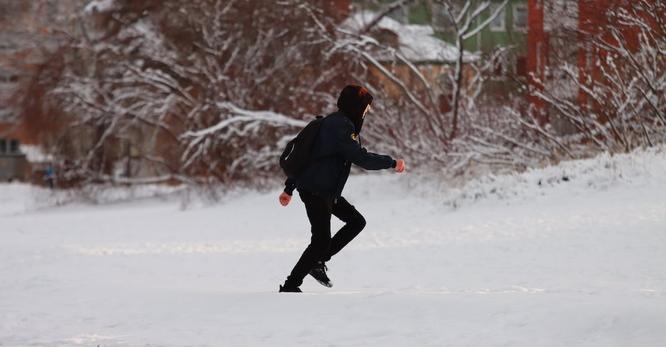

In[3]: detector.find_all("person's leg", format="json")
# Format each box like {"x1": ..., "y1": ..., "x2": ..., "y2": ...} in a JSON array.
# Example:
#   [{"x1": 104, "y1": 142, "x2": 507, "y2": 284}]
[
  {"x1": 284, "y1": 190, "x2": 333, "y2": 288},
  {"x1": 324, "y1": 196, "x2": 366, "y2": 262}
]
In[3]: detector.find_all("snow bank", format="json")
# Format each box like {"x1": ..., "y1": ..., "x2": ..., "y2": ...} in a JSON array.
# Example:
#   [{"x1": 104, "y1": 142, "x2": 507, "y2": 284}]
[
  {"x1": 0, "y1": 183, "x2": 183, "y2": 216},
  {"x1": 436, "y1": 145, "x2": 666, "y2": 209},
  {"x1": 2, "y1": 146, "x2": 664, "y2": 215},
  {"x1": 0, "y1": 183, "x2": 36, "y2": 216}
]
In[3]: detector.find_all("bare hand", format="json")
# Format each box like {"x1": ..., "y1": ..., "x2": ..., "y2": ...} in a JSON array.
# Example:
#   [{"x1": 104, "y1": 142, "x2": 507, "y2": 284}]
[
  {"x1": 279, "y1": 192, "x2": 291, "y2": 206},
  {"x1": 395, "y1": 159, "x2": 406, "y2": 173}
]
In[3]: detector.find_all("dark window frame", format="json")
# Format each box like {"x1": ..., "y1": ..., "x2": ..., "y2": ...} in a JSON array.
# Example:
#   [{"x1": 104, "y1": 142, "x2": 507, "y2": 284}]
[
  {"x1": 513, "y1": 4, "x2": 528, "y2": 31},
  {"x1": 9, "y1": 139, "x2": 19, "y2": 154}
]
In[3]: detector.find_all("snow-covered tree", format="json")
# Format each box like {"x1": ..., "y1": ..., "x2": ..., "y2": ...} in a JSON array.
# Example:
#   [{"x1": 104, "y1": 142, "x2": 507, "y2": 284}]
[
  {"x1": 20, "y1": 0, "x2": 360, "y2": 186},
  {"x1": 333, "y1": 0, "x2": 515, "y2": 172},
  {"x1": 523, "y1": 0, "x2": 665, "y2": 156}
]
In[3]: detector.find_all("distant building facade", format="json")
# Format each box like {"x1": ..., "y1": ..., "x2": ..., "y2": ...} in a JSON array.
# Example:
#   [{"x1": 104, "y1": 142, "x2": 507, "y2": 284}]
[
  {"x1": 0, "y1": 127, "x2": 27, "y2": 181},
  {"x1": 527, "y1": 0, "x2": 660, "y2": 127},
  {"x1": 0, "y1": 0, "x2": 85, "y2": 182}
]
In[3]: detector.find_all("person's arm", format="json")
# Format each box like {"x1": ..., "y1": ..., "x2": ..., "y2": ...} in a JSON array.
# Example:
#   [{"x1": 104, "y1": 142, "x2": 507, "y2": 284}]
[
  {"x1": 283, "y1": 176, "x2": 297, "y2": 196},
  {"x1": 279, "y1": 177, "x2": 296, "y2": 206},
  {"x1": 336, "y1": 120, "x2": 395, "y2": 170}
]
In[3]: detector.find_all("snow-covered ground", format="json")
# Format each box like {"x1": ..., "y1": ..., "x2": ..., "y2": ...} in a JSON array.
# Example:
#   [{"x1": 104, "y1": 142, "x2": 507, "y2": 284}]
[{"x1": 1, "y1": 147, "x2": 666, "y2": 346}]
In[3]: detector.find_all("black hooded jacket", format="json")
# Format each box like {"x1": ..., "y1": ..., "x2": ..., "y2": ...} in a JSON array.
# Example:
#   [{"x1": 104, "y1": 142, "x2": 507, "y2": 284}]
[
  {"x1": 283, "y1": 110, "x2": 395, "y2": 199},
  {"x1": 283, "y1": 85, "x2": 396, "y2": 198}
]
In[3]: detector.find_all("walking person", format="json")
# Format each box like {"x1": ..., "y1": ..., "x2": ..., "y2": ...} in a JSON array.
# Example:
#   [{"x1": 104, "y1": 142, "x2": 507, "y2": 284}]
[
  {"x1": 278, "y1": 85, "x2": 406, "y2": 293},
  {"x1": 44, "y1": 163, "x2": 55, "y2": 189}
]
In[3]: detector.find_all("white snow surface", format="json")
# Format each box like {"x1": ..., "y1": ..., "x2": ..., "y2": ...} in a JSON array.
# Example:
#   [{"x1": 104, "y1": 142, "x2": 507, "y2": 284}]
[
  {"x1": 1, "y1": 147, "x2": 666, "y2": 346},
  {"x1": 18, "y1": 144, "x2": 54, "y2": 163}
]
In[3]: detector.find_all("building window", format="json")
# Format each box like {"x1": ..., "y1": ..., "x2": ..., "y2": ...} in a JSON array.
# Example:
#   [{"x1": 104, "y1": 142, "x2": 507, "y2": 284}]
[
  {"x1": 0, "y1": 74, "x2": 18, "y2": 83},
  {"x1": 0, "y1": 139, "x2": 6, "y2": 154},
  {"x1": 0, "y1": 41, "x2": 18, "y2": 51},
  {"x1": 9, "y1": 140, "x2": 19, "y2": 154},
  {"x1": 513, "y1": 4, "x2": 528, "y2": 31},
  {"x1": 489, "y1": 4, "x2": 506, "y2": 32}
]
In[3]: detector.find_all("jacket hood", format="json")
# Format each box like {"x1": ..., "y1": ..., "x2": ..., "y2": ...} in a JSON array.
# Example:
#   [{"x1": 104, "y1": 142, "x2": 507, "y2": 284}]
[{"x1": 337, "y1": 85, "x2": 373, "y2": 133}]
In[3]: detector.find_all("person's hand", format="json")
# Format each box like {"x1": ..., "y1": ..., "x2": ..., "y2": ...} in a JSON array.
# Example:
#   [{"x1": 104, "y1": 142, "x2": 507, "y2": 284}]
[
  {"x1": 395, "y1": 159, "x2": 405, "y2": 173},
  {"x1": 279, "y1": 192, "x2": 292, "y2": 206}
]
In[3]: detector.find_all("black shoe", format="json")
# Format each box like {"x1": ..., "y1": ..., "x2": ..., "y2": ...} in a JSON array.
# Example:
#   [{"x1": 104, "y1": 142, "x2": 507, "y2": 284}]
[
  {"x1": 279, "y1": 284, "x2": 302, "y2": 293},
  {"x1": 309, "y1": 261, "x2": 333, "y2": 288}
]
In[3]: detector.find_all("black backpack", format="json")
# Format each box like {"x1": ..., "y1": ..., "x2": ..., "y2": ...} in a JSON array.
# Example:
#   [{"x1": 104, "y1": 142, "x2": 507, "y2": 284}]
[{"x1": 279, "y1": 115, "x2": 324, "y2": 177}]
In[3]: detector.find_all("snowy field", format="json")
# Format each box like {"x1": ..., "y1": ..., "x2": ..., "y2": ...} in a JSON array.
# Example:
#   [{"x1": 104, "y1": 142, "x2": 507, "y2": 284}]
[{"x1": 2, "y1": 148, "x2": 666, "y2": 346}]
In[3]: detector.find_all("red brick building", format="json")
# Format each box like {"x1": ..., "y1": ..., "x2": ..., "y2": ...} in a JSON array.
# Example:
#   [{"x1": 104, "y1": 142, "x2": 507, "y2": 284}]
[
  {"x1": 526, "y1": 0, "x2": 660, "y2": 125},
  {"x1": 0, "y1": 0, "x2": 85, "y2": 181}
]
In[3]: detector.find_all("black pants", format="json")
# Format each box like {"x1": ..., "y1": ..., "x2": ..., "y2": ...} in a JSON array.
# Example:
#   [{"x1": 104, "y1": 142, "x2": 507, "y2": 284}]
[{"x1": 285, "y1": 189, "x2": 366, "y2": 287}]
